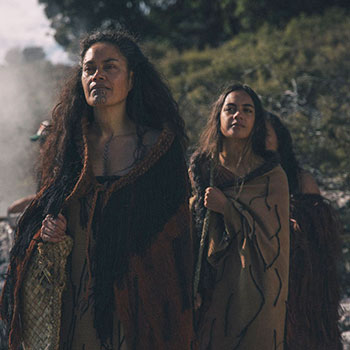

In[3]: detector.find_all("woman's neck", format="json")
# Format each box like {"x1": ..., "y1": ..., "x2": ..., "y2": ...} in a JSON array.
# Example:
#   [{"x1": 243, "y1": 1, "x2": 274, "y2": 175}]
[
  {"x1": 92, "y1": 105, "x2": 135, "y2": 138},
  {"x1": 220, "y1": 138, "x2": 261, "y2": 177}
]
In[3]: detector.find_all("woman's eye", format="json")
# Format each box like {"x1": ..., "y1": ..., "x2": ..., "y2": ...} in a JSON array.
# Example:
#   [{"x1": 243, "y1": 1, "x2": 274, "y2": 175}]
[
  {"x1": 244, "y1": 108, "x2": 253, "y2": 114},
  {"x1": 83, "y1": 67, "x2": 95, "y2": 74},
  {"x1": 104, "y1": 64, "x2": 117, "y2": 70}
]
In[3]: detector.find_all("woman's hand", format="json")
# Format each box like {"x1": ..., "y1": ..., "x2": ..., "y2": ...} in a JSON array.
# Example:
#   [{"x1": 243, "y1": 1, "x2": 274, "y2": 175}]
[
  {"x1": 204, "y1": 187, "x2": 228, "y2": 214},
  {"x1": 40, "y1": 213, "x2": 67, "y2": 243}
]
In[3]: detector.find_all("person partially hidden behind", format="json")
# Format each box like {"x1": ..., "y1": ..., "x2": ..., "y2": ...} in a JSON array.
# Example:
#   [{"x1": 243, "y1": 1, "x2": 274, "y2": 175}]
[
  {"x1": 266, "y1": 112, "x2": 342, "y2": 350},
  {"x1": 7, "y1": 120, "x2": 50, "y2": 228}
]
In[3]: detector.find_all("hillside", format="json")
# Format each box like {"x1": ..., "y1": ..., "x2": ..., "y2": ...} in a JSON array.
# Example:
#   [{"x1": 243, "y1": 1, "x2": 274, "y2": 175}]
[{"x1": 154, "y1": 8, "x2": 350, "y2": 197}]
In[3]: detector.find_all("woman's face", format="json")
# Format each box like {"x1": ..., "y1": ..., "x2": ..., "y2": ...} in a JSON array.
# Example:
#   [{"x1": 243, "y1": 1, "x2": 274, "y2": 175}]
[
  {"x1": 265, "y1": 121, "x2": 278, "y2": 151},
  {"x1": 220, "y1": 90, "x2": 255, "y2": 140},
  {"x1": 81, "y1": 42, "x2": 133, "y2": 107}
]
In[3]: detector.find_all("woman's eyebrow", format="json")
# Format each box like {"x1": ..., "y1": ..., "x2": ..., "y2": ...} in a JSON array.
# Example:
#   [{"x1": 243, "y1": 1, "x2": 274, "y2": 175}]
[
  {"x1": 225, "y1": 103, "x2": 254, "y2": 109},
  {"x1": 83, "y1": 58, "x2": 120, "y2": 65},
  {"x1": 103, "y1": 58, "x2": 120, "y2": 63}
]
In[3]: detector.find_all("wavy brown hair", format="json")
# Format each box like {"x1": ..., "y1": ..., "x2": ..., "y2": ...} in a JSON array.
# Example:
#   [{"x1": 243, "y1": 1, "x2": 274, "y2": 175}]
[
  {"x1": 39, "y1": 29, "x2": 187, "y2": 194},
  {"x1": 189, "y1": 83, "x2": 268, "y2": 239},
  {"x1": 196, "y1": 82, "x2": 267, "y2": 164}
]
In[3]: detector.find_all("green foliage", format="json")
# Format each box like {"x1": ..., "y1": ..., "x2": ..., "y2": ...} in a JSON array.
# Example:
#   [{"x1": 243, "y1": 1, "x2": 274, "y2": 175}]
[
  {"x1": 234, "y1": 0, "x2": 350, "y2": 31},
  {"x1": 153, "y1": 9, "x2": 350, "y2": 298},
  {"x1": 39, "y1": 0, "x2": 350, "y2": 51},
  {"x1": 39, "y1": 0, "x2": 156, "y2": 53},
  {"x1": 156, "y1": 8, "x2": 350, "y2": 194}
]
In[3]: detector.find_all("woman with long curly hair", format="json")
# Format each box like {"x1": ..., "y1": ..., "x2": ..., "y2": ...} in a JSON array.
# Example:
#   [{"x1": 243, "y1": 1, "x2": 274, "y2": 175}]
[
  {"x1": 1, "y1": 30, "x2": 194, "y2": 350},
  {"x1": 190, "y1": 83, "x2": 290, "y2": 349},
  {"x1": 266, "y1": 112, "x2": 342, "y2": 350}
]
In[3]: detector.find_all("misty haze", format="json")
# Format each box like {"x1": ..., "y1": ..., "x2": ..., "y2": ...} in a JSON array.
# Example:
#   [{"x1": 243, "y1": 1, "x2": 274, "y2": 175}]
[{"x1": 0, "y1": 47, "x2": 71, "y2": 216}]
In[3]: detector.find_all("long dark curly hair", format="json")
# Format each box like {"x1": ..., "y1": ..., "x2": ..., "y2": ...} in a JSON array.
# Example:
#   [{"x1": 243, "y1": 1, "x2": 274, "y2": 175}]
[
  {"x1": 39, "y1": 29, "x2": 187, "y2": 193},
  {"x1": 266, "y1": 112, "x2": 301, "y2": 195},
  {"x1": 15, "y1": 28, "x2": 188, "y2": 243},
  {"x1": 3, "y1": 29, "x2": 187, "y2": 344}
]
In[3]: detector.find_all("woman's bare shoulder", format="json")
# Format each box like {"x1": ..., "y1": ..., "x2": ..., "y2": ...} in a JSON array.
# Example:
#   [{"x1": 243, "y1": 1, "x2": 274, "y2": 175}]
[{"x1": 299, "y1": 170, "x2": 321, "y2": 194}]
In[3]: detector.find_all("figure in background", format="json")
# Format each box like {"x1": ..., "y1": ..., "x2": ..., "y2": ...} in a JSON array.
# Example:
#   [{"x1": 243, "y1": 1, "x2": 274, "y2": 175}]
[
  {"x1": 1, "y1": 30, "x2": 194, "y2": 350},
  {"x1": 7, "y1": 120, "x2": 50, "y2": 228},
  {"x1": 190, "y1": 83, "x2": 290, "y2": 349},
  {"x1": 266, "y1": 112, "x2": 342, "y2": 350}
]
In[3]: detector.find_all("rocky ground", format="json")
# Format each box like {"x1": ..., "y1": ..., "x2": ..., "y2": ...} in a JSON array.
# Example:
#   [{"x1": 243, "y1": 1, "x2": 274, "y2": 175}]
[{"x1": 0, "y1": 220, "x2": 349, "y2": 349}]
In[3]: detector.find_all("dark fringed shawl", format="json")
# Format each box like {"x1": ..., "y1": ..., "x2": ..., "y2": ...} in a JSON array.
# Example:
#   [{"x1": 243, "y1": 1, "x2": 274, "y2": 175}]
[
  {"x1": 1, "y1": 128, "x2": 195, "y2": 350},
  {"x1": 90, "y1": 132, "x2": 192, "y2": 345},
  {"x1": 286, "y1": 193, "x2": 342, "y2": 350}
]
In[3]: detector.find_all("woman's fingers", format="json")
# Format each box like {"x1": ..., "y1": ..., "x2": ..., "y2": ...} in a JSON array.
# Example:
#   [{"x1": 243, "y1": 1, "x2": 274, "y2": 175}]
[
  {"x1": 204, "y1": 187, "x2": 216, "y2": 207},
  {"x1": 204, "y1": 187, "x2": 227, "y2": 214},
  {"x1": 41, "y1": 214, "x2": 67, "y2": 242},
  {"x1": 42, "y1": 221, "x2": 65, "y2": 236},
  {"x1": 41, "y1": 229, "x2": 65, "y2": 242},
  {"x1": 57, "y1": 213, "x2": 67, "y2": 226},
  {"x1": 41, "y1": 232, "x2": 65, "y2": 243},
  {"x1": 44, "y1": 214, "x2": 67, "y2": 232}
]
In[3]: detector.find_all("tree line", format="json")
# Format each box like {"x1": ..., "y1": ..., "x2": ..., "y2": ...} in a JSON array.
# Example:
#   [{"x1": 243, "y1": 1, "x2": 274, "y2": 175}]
[{"x1": 39, "y1": 0, "x2": 350, "y2": 51}]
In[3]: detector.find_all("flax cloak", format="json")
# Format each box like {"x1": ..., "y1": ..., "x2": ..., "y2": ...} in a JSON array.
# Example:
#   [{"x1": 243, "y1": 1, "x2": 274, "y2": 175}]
[
  {"x1": 192, "y1": 155, "x2": 290, "y2": 350},
  {"x1": 1, "y1": 127, "x2": 195, "y2": 350},
  {"x1": 286, "y1": 193, "x2": 342, "y2": 350}
]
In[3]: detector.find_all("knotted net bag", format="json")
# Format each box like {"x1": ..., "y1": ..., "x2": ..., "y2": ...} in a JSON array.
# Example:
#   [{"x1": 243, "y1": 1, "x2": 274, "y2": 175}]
[{"x1": 20, "y1": 236, "x2": 73, "y2": 350}]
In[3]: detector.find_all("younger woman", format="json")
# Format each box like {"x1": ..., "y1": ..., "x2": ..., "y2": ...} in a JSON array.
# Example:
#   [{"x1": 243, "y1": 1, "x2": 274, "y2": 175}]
[
  {"x1": 190, "y1": 84, "x2": 290, "y2": 349},
  {"x1": 266, "y1": 113, "x2": 342, "y2": 350}
]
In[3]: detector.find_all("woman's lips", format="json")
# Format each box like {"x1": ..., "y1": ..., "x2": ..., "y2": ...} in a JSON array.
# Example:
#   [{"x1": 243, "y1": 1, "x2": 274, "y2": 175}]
[
  {"x1": 231, "y1": 123, "x2": 244, "y2": 128},
  {"x1": 89, "y1": 84, "x2": 109, "y2": 92}
]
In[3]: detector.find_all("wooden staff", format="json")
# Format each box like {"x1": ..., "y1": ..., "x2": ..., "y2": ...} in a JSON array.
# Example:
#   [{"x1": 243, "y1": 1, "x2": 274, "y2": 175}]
[{"x1": 193, "y1": 162, "x2": 214, "y2": 297}]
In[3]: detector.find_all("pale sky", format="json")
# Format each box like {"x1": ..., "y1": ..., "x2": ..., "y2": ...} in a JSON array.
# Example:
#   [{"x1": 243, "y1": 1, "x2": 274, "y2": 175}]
[{"x1": 0, "y1": 0, "x2": 71, "y2": 64}]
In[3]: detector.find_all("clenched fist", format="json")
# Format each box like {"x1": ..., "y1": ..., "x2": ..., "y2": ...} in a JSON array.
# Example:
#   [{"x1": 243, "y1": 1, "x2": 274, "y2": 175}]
[
  {"x1": 204, "y1": 187, "x2": 228, "y2": 214},
  {"x1": 40, "y1": 213, "x2": 67, "y2": 243}
]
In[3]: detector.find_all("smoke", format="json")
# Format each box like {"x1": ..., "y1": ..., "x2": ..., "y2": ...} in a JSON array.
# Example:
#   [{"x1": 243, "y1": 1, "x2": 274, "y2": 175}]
[{"x1": 0, "y1": 48, "x2": 72, "y2": 216}]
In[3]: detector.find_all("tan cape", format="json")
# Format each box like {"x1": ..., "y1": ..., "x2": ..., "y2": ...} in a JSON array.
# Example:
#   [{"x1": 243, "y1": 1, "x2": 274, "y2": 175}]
[{"x1": 197, "y1": 163, "x2": 290, "y2": 350}]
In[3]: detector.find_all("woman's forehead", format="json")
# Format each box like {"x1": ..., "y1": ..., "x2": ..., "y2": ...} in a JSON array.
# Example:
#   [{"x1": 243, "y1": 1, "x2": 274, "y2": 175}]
[
  {"x1": 82, "y1": 42, "x2": 125, "y2": 63},
  {"x1": 224, "y1": 90, "x2": 254, "y2": 106}
]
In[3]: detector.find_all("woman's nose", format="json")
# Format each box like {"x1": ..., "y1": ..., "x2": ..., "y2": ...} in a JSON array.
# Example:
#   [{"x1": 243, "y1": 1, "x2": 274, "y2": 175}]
[
  {"x1": 92, "y1": 68, "x2": 105, "y2": 80},
  {"x1": 234, "y1": 110, "x2": 242, "y2": 119}
]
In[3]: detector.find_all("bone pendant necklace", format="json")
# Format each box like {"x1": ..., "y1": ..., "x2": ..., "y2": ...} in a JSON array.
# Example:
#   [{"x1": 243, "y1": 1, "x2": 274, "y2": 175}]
[{"x1": 102, "y1": 133, "x2": 114, "y2": 176}]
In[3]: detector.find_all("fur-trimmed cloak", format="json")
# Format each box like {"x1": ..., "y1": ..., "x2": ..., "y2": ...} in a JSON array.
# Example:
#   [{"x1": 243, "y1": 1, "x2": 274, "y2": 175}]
[{"x1": 1, "y1": 128, "x2": 195, "y2": 350}]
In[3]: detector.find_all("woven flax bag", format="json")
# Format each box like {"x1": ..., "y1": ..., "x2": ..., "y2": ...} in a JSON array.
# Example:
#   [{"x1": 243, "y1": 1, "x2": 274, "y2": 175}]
[{"x1": 20, "y1": 235, "x2": 73, "y2": 350}]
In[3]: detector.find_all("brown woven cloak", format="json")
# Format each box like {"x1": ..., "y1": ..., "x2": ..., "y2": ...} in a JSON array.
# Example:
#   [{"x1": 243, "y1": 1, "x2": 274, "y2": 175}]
[
  {"x1": 1, "y1": 128, "x2": 195, "y2": 350},
  {"x1": 196, "y1": 163, "x2": 290, "y2": 350}
]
